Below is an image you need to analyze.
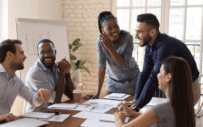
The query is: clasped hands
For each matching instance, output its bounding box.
[114,100,139,123]
[58,59,71,76]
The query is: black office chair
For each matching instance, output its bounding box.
[153,88,166,98]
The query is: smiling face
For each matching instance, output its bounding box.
[135,22,153,47]
[10,44,27,70]
[101,18,120,43]
[37,42,56,68]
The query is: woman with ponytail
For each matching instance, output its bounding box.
[114,56,195,127]
[83,11,140,99]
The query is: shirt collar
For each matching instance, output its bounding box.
[37,59,57,71]
[0,64,6,73]
[0,63,16,79]
[151,32,161,48]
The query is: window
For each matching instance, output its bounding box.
[112,0,203,109]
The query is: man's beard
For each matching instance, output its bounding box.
[139,33,152,47]
[10,62,24,70]
[40,58,55,69]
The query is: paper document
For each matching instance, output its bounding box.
[99,114,130,123]
[106,93,126,98]
[48,103,78,110]
[81,119,116,127]
[0,118,49,127]
[21,112,55,119]
[82,99,121,113]
[104,93,130,100]
[147,97,167,106]
[48,114,70,122]
[67,104,88,111]
[72,111,103,119]
[139,105,152,113]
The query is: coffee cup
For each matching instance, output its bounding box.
[73,90,82,102]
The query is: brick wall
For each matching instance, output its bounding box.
[62,0,111,94]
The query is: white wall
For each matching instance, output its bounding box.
[0,0,8,42]
[62,0,112,94]
[0,0,62,116]
[7,0,62,39]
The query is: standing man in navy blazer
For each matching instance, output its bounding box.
[131,13,200,112]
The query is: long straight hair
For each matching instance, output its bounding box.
[162,56,195,127]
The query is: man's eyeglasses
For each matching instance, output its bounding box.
[135,29,152,37]
[40,49,54,55]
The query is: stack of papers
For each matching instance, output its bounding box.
[146,97,167,106]
[82,99,121,113]
[21,112,55,119]
[72,111,103,119]
[77,113,130,127]
[70,104,88,111]
[106,93,126,98]
[48,103,78,110]
[73,112,129,123]
[103,93,130,100]
[81,119,116,127]
[0,118,49,127]
[48,114,70,122]
[99,114,130,123]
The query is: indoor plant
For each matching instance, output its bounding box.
[69,38,91,75]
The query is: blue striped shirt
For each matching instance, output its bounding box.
[26,59,66,112]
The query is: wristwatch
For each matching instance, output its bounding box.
[132,104,140,112]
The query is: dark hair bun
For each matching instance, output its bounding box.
[98,11,114,34]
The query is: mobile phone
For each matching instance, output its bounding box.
[42,111,61,115]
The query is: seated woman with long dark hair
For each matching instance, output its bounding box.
[114,56,195,127]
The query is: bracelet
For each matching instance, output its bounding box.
[65,73,71,78]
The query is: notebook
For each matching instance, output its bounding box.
[99,114,130,123]
[48,103,78,110]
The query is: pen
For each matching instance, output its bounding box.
[116,105,122,114]
[90,106,95,111]
[116,100,125,114]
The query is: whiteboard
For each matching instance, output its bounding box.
[16,18,70,83]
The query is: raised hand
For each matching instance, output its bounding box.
[100,32,113,51]
[36,88,50,103]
